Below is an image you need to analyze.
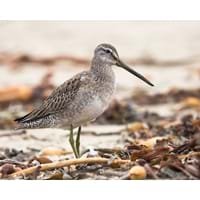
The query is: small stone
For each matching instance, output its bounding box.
[128,165,147,180]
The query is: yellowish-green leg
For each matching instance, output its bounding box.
[69,125,79,158]
[75,126,81,157]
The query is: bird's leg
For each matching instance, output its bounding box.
[75,126,81,157]
[69,125,79,158]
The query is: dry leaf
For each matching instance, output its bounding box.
[40,147,69,156]
[129,144,151,161]
[45,171,64,180]
[127,122,148,132]
[179,97,200,109]
[0,86,32,103]
[137,136,168,149]
[34,156,53,164]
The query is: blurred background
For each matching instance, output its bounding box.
[0,21,200,151]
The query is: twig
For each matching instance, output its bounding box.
[9,157,130,178]
[79,131,122,136]
[178,152,200,160]
[144,163,159,179]
[161,163,198,180]
[94,148,124,154]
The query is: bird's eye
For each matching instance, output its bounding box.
[105,49,112,54]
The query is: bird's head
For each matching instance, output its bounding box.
[94,43,154,87]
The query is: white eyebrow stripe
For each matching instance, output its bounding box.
[100,46,118,58]
[101,46,113,53]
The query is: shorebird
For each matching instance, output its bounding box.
[15,43,154,158]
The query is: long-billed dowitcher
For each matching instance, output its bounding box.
[15,43,154,158]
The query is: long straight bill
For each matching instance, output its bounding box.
[117,60,154,87]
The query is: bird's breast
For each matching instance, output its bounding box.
[67,72,116,127]
[72,82,115,127]
[84,96,108,118]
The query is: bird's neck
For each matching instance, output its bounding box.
[90,57,115,82]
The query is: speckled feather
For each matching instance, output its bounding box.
[15,46,116,130]
[16,72,89,123]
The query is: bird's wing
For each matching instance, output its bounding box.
[15,72,91,123]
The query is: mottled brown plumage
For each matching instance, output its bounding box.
[15,43,153,157]
[16,67,116,128]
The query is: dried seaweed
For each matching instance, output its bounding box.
[0,73,200,179]
[0,52,89,68]
[131,88,200,105]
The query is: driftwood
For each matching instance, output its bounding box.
[9,157,130,178]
